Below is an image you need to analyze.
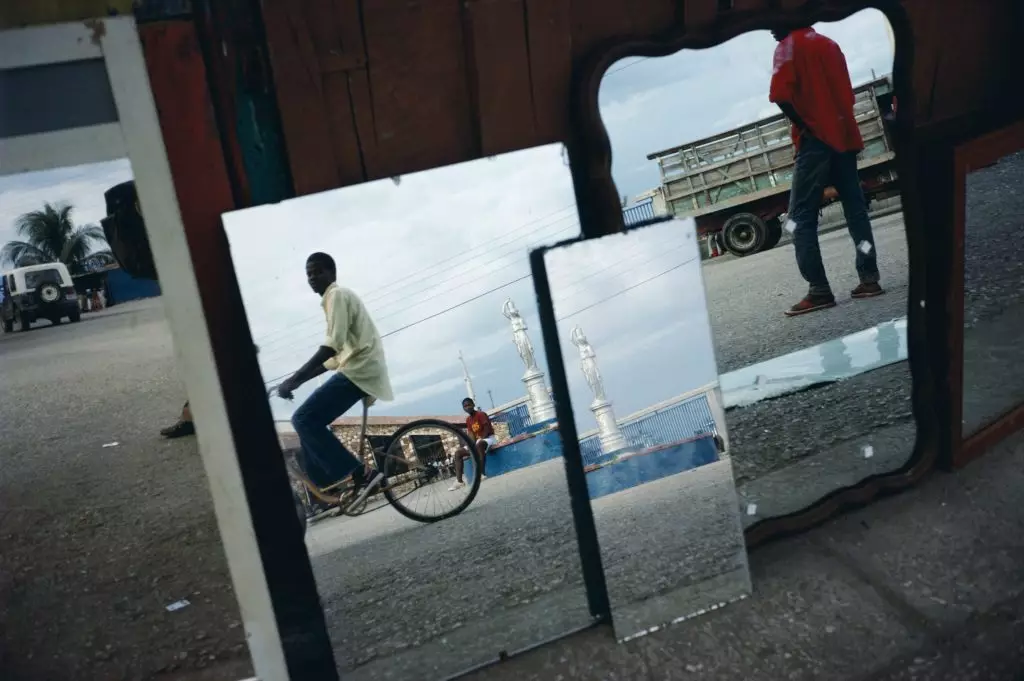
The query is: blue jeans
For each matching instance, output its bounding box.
[788,134,880,296]
[291,373,366,488]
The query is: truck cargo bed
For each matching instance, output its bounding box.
[648,77,896,220]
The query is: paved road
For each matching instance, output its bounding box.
[0,300,252,681]
[307,458,748,680]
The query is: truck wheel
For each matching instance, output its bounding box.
[762,217,783,251]
[70,310,81,323]
[722,213,767,257]
[17,310,30,332]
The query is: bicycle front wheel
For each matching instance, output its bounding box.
[380,419,481,522]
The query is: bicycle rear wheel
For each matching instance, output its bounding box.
[380,419,481,522]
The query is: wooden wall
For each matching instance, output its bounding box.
[258,0,1022,198]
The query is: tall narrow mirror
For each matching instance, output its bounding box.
[962,147,1024,437]
[602,8,912,523]
[222,144,593,680]
[540,217,751,642]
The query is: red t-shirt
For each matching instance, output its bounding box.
[769,28,863,154]
[466,411,493,439]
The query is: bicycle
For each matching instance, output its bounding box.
[268,387,483,535]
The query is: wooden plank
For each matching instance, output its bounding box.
[464,0,537,154]
[360,0,476,179]
[300,0,366,184]
[261,0,342,195]
[731,0,768,11]
[524,0,571,141]
[684,0,718,29]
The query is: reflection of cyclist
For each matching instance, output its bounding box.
[450,398,495,491]
[277,252,393,497]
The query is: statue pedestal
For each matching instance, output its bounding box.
[523,368,556,424]
[591,399,628,454]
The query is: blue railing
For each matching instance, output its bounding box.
[490,400,532,438]
[579,392,717,467]
[622,199,656,227]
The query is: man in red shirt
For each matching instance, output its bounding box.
[450,397,496,490]
[769,23,884,316]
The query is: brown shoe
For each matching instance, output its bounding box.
[784,294,837,317]
[851,282,885,299]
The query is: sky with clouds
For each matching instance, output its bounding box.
[0,10,893,430]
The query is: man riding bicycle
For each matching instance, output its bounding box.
[277,252,393,502]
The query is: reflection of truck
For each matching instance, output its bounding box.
[645,76,898,257]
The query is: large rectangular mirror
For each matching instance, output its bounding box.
[538,217,751,642]
[222,144,594,680]
[600,8,914,524]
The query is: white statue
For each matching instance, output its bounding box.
[571,326,606,402]
[502,298,537,371]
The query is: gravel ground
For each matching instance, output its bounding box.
[0,300,252,681]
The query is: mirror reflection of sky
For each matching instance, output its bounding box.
[0,9,894,426]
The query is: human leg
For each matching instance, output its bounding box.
[831,150,882,293]
[291,373,366,489]
[788,136,835,297]
[450,447,471,490]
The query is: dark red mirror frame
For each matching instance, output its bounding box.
[949,119,1024,469]
[565,0,957,548]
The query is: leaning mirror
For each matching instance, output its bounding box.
[222,144,594,680]
[602,8,913,524]
[539,217,751,642]
[961,146,1024,438]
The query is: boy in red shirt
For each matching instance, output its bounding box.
[769,23,885,316]
[450,397,496,490]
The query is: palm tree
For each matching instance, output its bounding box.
[1,201,115,275]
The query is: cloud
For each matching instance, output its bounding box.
[599,8,895,201]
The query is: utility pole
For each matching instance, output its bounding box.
[487,389,495,410]
[459,350,476,402]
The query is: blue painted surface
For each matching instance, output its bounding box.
[720,317,907,408]
[465,427,563,479]
[585,436,720,500]
[106,268,161,304]
[490,401,532,437]
[579,393,717,467]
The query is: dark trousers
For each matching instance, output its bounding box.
[788,135,880,296]
[291,373,366,488]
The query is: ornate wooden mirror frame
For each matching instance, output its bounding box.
[564,0,944,548]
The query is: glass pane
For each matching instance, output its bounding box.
[543,218,751,641]
[223,144,592,680]
[599,8,914,525]
[962,149,1024,435]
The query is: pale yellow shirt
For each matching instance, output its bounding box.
[321,283,393,401]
